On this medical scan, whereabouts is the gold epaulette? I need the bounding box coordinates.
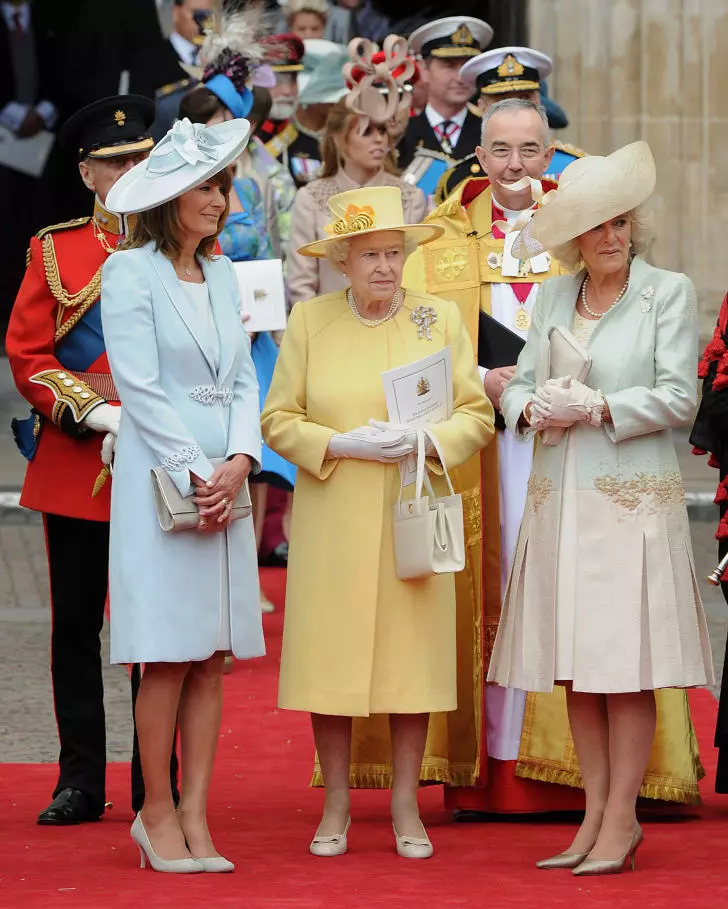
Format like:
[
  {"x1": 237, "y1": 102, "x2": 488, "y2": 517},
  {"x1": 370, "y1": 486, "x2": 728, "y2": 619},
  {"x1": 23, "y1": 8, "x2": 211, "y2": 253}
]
[
  {"x1": 553, "y1": 139, "x2": 587, "y2": 158},
  {"x1": 27, "y1": 217, "x2": 90, "y2": 269},
  {"x1": 36, "y1": 217, "x2": 91, "y2": 241},
  {"x1": 264, "y1": 122, "x2": 298, "y2": 159},
  {"x1": 157, "y1": 78, "x2": 192, "y2": 99}
]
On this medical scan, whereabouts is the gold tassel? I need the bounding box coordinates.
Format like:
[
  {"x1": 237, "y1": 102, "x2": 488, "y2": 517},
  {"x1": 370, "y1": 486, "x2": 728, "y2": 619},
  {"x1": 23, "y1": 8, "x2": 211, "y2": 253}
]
[{"x1": 92, "y1": 465, "x2": 111, "y2": 497}]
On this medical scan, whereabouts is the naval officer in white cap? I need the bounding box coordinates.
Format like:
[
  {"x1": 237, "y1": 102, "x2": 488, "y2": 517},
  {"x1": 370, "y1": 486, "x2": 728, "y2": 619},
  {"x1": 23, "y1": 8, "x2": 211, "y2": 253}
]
[{"x1": 398, "y1": 16, "x2": 493, "y2": 203}]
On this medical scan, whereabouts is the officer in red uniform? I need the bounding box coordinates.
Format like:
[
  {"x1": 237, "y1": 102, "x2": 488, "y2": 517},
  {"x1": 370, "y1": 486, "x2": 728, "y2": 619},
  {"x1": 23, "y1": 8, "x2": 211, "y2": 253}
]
[{"x1": 6, "y1": 96, "x2": 177, "y2": 825}]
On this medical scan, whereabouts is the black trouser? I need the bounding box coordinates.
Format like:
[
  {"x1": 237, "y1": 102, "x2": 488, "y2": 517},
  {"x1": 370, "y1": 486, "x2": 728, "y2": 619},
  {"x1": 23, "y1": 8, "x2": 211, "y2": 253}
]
[
  {"x1": 718, "y1": 535, "x2": 728, "y2": 793},
  {"x1": 44, "y1": 514, "x2": 178, "y2": 814}
]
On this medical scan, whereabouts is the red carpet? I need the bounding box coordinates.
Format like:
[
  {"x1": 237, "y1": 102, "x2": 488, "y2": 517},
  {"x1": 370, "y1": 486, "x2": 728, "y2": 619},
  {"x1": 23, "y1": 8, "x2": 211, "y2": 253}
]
[{"x1": 1, "y1": 567, "x2": 727, "y2": 908}]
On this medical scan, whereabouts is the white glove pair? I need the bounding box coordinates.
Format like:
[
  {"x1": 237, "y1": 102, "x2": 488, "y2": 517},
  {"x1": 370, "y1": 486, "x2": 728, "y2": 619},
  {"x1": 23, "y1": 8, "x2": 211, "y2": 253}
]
[
  {"x1": 529, "y1": 377, "x2": 604, "y2": 429},
  {"x1": 328, "y1": 420, "x2": 432, "y2": 463},
  {"x1": 84, "y1": 403, "x2": 121, "y2": 466}
]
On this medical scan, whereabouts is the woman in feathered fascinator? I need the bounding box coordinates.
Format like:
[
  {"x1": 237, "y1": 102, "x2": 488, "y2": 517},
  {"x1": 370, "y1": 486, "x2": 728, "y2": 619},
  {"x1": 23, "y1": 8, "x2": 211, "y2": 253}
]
[{"x1": 286, "y1": 34, "x2": 426, "y2": 305}]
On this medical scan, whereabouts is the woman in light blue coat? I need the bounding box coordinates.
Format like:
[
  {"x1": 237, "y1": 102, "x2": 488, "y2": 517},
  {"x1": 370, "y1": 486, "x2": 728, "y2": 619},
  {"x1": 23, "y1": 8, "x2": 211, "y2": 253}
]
[{"x1": 101, "y1": 119, "x2": 264, "y2": 874}]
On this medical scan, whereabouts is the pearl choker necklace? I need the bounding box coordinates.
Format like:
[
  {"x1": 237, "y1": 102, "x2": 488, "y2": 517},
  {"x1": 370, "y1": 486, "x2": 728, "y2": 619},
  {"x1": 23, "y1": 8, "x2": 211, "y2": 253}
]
[
  {"x1": 580, "y1": 272, "x2": 630, "y2": 319},
  {"x1": 346, "y1": 287, "x2": 402, "y2": 327}
]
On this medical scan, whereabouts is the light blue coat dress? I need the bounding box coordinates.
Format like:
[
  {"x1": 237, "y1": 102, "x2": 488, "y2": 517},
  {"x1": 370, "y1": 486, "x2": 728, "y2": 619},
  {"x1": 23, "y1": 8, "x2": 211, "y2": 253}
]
[{"x1": 101, "y1": 243, "x2": 265, "y2": 664}]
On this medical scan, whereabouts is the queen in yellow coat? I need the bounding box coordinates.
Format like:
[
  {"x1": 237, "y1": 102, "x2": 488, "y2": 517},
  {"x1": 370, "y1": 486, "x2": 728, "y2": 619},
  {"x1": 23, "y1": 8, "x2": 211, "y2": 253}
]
[{"x1": 261, "y1": 186, "x2": 494, "y2": 859}]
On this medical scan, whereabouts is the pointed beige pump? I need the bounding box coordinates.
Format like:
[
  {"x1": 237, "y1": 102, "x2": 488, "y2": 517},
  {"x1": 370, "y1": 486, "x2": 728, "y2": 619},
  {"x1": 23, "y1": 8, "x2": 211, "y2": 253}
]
[
  {"x1": 572, "y1": 824, "x2": 643, "y2": 876},
  {"x1": 536, "y1": 850, "x2": 591, "y2": 870},
  {"x1": 131, "y1": 815, "x2": 203, "y2": 873},
  {"x1": 393, "y1": 823, "x2": 433, "y2": 859},
  {"x1": 195, "y1": 855, "x2": 235, "y2": 873},
  {"x1": 310, "y1": 816, "x2": 351, "y2": 857}
]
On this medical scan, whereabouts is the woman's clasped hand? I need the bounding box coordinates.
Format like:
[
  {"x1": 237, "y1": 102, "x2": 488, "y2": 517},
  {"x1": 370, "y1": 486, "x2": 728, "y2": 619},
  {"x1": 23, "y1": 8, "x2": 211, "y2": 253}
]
[
  {"x1": 528, "y1": 376, "x2": 605, "y2": 429},
  {"x1": 193, "y1": 454, "x2": 253, "y2": 530},
  {"x1": 327, "y1": 425, "x2": 415, "y2": 462}
]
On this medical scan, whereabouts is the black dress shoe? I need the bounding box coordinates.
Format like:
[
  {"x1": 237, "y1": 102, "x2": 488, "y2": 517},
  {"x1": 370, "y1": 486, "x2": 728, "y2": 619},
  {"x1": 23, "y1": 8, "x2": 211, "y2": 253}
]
[{"x1": 37, "y1": 788, "x2": 103, "y2": 826}]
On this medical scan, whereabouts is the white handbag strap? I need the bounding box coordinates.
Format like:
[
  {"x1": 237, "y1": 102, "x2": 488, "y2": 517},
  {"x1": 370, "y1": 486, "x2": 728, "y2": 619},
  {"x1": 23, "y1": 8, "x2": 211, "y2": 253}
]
[{"x1": 397, "y1": 426, "x2": 456, "y2": 508}]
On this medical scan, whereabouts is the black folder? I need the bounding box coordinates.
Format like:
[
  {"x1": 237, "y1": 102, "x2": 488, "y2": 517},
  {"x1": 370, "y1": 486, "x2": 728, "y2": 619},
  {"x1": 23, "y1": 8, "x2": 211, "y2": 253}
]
[{"x1": 477, "y1": 311, "x2": 526, "y2": 369}]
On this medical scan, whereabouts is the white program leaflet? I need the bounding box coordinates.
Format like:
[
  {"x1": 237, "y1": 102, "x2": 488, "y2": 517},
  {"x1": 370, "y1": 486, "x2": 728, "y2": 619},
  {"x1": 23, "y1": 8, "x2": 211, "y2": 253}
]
[
  {"x1": 0, "y1": 126, "x2": 54, "y2": 177},
  {"x1": 382, "y1": 346, "x2": 453, "y2": 486},
  {"x1": 233, "y1": 259, "x2": 287, "y2": 334}
]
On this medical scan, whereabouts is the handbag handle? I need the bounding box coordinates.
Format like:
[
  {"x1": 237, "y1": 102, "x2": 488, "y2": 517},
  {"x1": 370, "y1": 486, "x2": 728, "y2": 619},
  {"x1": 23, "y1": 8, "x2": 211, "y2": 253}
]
[{"x1": 397, "y1": 426, "x2": 456, "y2": 510}]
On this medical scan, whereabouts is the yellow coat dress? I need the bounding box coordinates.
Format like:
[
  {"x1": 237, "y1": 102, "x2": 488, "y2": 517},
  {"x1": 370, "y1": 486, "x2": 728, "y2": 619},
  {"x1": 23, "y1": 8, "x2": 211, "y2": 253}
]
[{"x1": 261, "y1": 288, "x2": 495, "y2": 716}]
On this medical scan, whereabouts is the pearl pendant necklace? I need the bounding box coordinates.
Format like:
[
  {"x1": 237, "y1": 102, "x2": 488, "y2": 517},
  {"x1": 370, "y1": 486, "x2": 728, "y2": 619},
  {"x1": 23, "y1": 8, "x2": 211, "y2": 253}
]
[
  {"x1": 184, "y1": 266, "x2": 193, "y2": 277},
  {"x1": 580, "y1": 272, "x2": 630, "y2": 319},
  {"x1": 347, "y1": 287, "x2": 402, "y2": 327}
]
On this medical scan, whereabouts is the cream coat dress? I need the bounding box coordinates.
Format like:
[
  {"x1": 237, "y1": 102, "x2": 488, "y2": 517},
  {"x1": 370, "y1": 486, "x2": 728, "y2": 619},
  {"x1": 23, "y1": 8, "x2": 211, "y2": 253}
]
[
  {"x1": 261, "y1": 289, "x2": 495, "y2": 716},
  {"x1": 489, "y1": 258, "x2": 714, "y2": 694}
]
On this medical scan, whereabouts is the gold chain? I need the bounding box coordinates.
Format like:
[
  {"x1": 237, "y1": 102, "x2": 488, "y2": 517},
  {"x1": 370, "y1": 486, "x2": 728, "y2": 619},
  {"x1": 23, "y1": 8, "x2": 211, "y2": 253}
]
[{"x1": 92, "y1": 218, "x2": 116, "y2": 254}]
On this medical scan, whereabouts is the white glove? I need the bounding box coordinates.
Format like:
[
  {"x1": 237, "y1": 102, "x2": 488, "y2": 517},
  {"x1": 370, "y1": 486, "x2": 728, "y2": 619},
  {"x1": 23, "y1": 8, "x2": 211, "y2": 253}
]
[
  {"x1": 83, "y1": 402, "x2": 121, "y2": 435},
  {"x1": 100, "y1": 432, "x2": 116, "y2": 466},
  {"x1": 367, "y1": 420, "x2": 436, "y2": 456},
  {"x1": 534, "y1": 376, "x2": 604, "y2": 428},
  {"x1": 526, "y1": 397, "x2": 552, "y2": 431},
  {"x1": 327, "y1": 425, "x2": 414, "y2": 462}
]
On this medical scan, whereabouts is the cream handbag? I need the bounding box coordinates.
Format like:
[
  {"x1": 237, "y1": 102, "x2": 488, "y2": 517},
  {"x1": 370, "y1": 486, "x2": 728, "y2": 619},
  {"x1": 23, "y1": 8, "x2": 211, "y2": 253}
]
[
  {"x1": 392, "y1": 428, "x2": 465, "y2": 581},
  {"x1": 538, "y1": 326, "x2": 592, "y2": 447},
  {"x1": 151, "y1": 457, "x2": 252, "y2": 533}
]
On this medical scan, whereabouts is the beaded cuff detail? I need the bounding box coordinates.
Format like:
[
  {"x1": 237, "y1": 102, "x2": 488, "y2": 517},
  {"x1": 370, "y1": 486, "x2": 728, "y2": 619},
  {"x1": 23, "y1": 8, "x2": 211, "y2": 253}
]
[{"x1": 161, "y1": 445, "x2": 202, "y2": 472}]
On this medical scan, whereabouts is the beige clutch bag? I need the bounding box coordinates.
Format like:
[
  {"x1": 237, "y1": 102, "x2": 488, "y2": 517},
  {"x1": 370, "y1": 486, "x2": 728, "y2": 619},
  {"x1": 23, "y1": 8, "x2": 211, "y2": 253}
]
[
  {"x1": 151, "y1": 456, "x2": 252, "y2": 533},
  {"x1": 539, "y1": 326, "x2": 592, "y2": 446},
  {"x1": 392, "y1": 428, "x2": 465, "y2": 580}
]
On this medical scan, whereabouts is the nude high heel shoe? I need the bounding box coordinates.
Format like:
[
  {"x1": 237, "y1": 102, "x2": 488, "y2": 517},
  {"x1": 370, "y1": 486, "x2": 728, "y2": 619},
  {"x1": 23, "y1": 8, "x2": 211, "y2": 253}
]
[
  {"x1": 572, "y1": 824, "x2": 643, "y2": 876},
  {"x1": 393, "y1": 823, "x2": 433, "y2": 859},
  {"x1": 310, "y1": 817, "x2": 351, "y2": 857},
  {"x1": 131, "y1": 814, "x2": 203, "y2": 873},
  {"x1": 195, "y1": 855, "x2": 235, "y2": 873},
  {"x1": 536, "y1": 850, "x2": 591, "y2": 870}
]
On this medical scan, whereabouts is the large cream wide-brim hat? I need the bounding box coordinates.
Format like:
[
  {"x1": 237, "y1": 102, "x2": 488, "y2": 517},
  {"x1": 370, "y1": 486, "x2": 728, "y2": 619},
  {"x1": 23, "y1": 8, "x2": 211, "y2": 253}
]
[
  {"x1": 298, "y1": 186, "x2": 444, "y2": 257},
  {"x1": 106, "y1": 118, "x2": 252, "y2": 215},
  {"x1": 512, "y1": 140, "x2": 656, "y2": 259}
]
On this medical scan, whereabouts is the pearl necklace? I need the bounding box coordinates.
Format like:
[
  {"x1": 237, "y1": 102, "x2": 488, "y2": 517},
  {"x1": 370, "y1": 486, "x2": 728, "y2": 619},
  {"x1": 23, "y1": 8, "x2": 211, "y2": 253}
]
[
  {"x1": 346, "y1": 287, "x2": 402, "y2": 327},
  {"x1": 580, "y1": 272, "x2": 630, "y2": 319}
]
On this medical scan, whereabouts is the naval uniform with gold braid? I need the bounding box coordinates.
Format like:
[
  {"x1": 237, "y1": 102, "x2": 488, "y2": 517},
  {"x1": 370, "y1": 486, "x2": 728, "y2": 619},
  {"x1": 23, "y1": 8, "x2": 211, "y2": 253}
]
[
  {"x1": 328, "y1": 177, "x2": 706, "y2": 813},
  {"x1": 5, "y1": 202, "x2": 177, "y2": 817}
]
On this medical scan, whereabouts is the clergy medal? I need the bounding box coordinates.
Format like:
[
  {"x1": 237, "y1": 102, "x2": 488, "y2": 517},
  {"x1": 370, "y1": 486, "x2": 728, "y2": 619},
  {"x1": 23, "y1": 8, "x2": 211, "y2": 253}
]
[{"x1": 514, "y1": 306, "x2": 531, "y2": 331}]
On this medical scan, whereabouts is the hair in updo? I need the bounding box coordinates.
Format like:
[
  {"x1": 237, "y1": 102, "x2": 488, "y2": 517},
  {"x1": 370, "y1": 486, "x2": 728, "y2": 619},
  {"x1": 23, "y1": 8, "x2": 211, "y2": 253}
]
[{"x1": 552, "y1": 202, "x2": 655, "y2": 271}]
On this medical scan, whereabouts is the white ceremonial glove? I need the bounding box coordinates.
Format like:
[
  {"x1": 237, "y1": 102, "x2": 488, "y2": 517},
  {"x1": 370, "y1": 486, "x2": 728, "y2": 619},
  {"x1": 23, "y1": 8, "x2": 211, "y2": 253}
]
[
  {"x1": 83, "y1": 402, "x2": 121, "y2": 435},
  {"x1": 327, "y1": 425, "x2": 414, "y2": 462},
  {"x1": 526, "y1": 397, "x2": 552, "y2": 431},
  {"x1": 367, "y1": 419, "x2": 436, "y2": 456},
  {"x1": 100, "y1": 432, "x2": 117, "y2": 466},
  {"x1": 534, "y1": 376, "x2": 604, "y2": 428}
]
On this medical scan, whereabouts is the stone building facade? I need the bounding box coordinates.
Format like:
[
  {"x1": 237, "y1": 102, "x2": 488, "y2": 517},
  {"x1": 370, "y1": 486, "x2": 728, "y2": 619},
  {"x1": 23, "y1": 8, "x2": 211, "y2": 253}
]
[{"x1": 530, "y1": 0, "x2": 728, "y2": 334}]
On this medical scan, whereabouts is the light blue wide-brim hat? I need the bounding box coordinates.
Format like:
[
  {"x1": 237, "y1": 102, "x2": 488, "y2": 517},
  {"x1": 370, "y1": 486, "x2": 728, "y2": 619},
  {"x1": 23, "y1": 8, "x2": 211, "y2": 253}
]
[
  {"x1": 298, "y1": 41, "x2": 349, "y2": 106},
  {"x1": 106, "y1": 117, "x2": 251, "y2": 215}
]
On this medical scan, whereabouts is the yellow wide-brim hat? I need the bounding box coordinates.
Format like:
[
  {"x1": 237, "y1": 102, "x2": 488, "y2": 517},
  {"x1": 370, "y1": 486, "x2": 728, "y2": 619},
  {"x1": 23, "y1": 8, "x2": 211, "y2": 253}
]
[
  {"x1": 298, "y1": 186, "x2": 444, "y2": 258},
  {"x1": 512, "y1": 141, "x2": 656, "y2": 259}
]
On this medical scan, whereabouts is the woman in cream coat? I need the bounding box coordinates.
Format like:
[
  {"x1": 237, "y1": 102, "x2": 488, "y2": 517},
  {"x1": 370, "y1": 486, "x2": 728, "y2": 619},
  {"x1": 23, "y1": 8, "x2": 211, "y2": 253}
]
[
  {"x1": 262, "y1": 186, "x2": 494, "y2": 859},
  {"x1": 490, "y1": 142, "x2": 713, "y2": 876},
  {"x1": 102, "y1": 120, "x2": 264, "y2": 873}
]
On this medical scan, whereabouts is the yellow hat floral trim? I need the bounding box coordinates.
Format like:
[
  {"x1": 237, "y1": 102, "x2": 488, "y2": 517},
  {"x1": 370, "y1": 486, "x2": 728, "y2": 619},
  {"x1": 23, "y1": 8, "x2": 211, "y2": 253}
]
[{"x1": 325, "y1": 204, "x2": 375, "y2": 236}]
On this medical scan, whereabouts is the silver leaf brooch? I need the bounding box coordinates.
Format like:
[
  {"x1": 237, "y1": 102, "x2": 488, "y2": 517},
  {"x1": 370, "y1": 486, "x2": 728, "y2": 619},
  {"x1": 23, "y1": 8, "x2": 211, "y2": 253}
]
[
  {"x1": 640, "y1": 286, "x2": 655, "y2": 313},
  {"x1": 411, "y1": 305, "x2": 438, "y2": 340}
]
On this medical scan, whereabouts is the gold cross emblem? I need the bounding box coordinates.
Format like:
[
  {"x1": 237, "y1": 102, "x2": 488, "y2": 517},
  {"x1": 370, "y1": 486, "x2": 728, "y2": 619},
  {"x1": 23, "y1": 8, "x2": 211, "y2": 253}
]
[{"x1": 436, "y1": 249, "x2": 467, "y2": 281}]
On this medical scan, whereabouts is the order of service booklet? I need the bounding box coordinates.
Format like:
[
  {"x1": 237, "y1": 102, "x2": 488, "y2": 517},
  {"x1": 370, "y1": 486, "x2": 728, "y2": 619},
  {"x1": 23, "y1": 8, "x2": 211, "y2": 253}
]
[{"x1": 382, "y1": 346, "x2": 453, "y2": 485}]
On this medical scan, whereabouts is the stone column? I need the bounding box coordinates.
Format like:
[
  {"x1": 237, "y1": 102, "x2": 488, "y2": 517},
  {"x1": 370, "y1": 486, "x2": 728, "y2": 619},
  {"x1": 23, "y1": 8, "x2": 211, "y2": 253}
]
[{"x1": 529, "y1": 0, "x2": 728, "y2": 333}]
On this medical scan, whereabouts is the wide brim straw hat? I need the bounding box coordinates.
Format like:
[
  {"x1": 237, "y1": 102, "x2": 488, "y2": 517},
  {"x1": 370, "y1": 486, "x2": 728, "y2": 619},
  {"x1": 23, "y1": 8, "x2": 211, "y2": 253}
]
[
  {"x1": 105, "y1": 118, "x2": 251, "y2": 215},
  {"x1": 511, "y1": 140, "x2": 656, "y2": 259},
  {"x1": 298, "y1": 185, "x2": 443, "y2": 257}
]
